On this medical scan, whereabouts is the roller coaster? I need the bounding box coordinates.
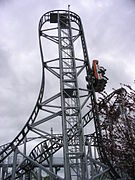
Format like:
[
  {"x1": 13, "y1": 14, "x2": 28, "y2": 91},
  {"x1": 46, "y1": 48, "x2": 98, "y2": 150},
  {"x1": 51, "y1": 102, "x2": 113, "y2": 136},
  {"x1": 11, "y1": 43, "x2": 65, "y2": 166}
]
[{"x1": 0, "y1": 10, "x2": 131, "y2": 179}]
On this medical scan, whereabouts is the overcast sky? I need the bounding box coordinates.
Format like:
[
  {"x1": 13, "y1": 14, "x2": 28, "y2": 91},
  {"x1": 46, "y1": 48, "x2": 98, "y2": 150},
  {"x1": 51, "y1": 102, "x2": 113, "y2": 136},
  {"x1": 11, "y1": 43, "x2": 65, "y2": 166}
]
[{"x1": 0, "y1": 0, "x2": 135, "y2": 145}]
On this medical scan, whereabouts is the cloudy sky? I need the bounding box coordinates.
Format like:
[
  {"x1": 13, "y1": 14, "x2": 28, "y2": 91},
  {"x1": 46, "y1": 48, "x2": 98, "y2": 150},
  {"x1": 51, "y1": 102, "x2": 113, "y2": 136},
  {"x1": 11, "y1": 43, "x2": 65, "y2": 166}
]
[{"x1": 0, "y1": 0, "x2": 135, "y2": 145}]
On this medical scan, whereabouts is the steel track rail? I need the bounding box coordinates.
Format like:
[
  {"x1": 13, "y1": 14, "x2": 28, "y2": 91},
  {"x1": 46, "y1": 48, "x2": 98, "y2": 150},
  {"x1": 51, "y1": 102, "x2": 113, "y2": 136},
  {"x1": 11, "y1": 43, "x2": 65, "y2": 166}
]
[
  {"x1": 0, "y1": 89, "x2": 120, "y2": 154},
  {"x1": 0, "y1": 10, "x2": 121, "y2": 179},
  {"x1": 4, "y1": 108, "x2": 94, "y2": 179},
  {"x1": 0, "y1": 88, "x2": 120, "y2": 156},
  {"x1": 0, "y1": 19, "x2": 45, "y2": 163},
  {"x1": 0, "y1": 10, "x2": 80, "y2": 162},
  {"x1": 17, "y1": 110, "x2": 94, "y2": 176},
  {"x1": 6, "y1": 89, "x2": 123, "y2": 179},
  {"x1": 78, "y1": 15, "x2": 120, "y2": 178}
]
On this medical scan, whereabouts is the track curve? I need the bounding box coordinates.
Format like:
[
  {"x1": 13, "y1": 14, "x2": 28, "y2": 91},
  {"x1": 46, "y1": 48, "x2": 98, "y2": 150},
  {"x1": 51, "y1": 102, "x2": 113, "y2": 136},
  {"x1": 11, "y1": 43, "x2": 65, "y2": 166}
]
[
  {"x1": 0, "y1": 23, "x2": 45, "y2": 163},
  {"x1": 0, "y1": 10, "x2": 81, "y2": 162},
  {"x1": 0, "y1": 10, "x2": 123, "y2": 179},
  {"x1": 9, "y1": 89, "x2": 123, "y2": 179}
]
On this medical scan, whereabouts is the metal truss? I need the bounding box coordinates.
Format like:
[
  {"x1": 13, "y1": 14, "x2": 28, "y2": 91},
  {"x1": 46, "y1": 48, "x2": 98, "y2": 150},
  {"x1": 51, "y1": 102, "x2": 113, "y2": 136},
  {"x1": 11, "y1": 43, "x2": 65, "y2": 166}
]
[{"x1": 0, "y1": 10, "x2": 122, "y2": 180}]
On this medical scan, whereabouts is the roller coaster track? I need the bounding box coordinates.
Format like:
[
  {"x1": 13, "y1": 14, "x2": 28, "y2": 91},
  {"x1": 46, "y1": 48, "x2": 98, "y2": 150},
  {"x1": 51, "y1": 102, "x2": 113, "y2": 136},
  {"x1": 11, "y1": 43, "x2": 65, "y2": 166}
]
[
  {"x1": 0, "y1": 54, "x2": 44, "y2": 162},
  {"x1": 3, "y1": 88, "x2": 123, "y2": 179},
  {"x1": 0, "y1": 10, "x2": 122, "y2": 179},
  {"x1": 4, "y1": 110, "x2": 94, "y2": 179},
  {"x1": 1, "y1": 90, "x2": 122, "y2": 179}
]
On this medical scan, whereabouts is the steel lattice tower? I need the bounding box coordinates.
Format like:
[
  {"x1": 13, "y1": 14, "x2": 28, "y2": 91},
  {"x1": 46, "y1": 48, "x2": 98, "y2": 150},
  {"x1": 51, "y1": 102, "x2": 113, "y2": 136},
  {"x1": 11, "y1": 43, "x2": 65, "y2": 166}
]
[
  {"x1": 0, "y1": 10, "x2": 121, "y2": 180},
  {"x1": 58, "y1": 12, "x2": 87, "y2": 179},
  {"x1": 39, "y1": 10, "x2": 89, "y2": 179}
]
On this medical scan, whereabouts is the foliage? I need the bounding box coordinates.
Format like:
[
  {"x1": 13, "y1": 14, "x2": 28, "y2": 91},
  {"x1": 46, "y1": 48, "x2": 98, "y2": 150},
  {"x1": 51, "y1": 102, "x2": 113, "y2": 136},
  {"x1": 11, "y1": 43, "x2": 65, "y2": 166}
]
[{"x1": 98, "y1": 85, "x2": 135, "y2": 179}]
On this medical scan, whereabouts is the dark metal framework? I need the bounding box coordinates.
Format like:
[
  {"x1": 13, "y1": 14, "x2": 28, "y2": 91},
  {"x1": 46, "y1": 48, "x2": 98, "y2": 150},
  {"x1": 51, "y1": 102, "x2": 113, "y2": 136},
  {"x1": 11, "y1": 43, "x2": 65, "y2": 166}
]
[{"x1": 0, "y1": 10, "x2": 122, "y2": 179}]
